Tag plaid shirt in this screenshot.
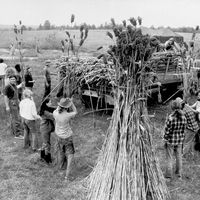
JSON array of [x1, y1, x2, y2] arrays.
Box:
[[183, 105, 199, 132], [164, 112, 186, 145]]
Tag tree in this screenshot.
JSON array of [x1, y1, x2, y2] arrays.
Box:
[[43, 20, 51, 30]]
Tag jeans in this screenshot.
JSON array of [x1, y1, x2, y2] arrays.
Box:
[[165, 143, 182, 178], [183, 128, 196, 155], [23, 119, 38, 150]]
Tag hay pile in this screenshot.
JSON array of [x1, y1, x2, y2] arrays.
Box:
[[87, 18, 169, 200]]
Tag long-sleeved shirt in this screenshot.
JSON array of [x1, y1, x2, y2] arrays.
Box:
[[164, 112, 187, 145], [19, 98, 40, 120], [184, 104, 199, 132]]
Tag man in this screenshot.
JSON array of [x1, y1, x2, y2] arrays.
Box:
[[19, 89, 41, 151], [4, 75, 23, 138], [165, 38, 180, 52], [43, 60, 51, 100], [0, 58, 7, 94], [164, 99, 186, 179], [176, 97, 200, 155], [25, 66, 35, 90], [53, 97, 77, 181]]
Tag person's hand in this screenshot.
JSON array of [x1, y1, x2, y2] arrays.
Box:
[[37, 116, 42, 121], [6, 106, 10, 112]]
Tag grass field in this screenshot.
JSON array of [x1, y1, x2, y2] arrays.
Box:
[[0, 30, 200, 199], [0, 29, 113, 55], [1, 29, 200, 56]]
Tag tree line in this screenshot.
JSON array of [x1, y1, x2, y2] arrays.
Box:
[[21, 20, 200, 33]]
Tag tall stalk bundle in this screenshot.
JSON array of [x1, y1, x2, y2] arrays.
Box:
[[87, 18, 169, 200]]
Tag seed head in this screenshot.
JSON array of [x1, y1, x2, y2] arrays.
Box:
[[71, 14, 75, 23], [107, 31, 113, 39], [111, 18, 116, 27], [65, 31, 70, 38], [80, 24, 84, 32], [129, 17, 137, 26], [137, 17, 142, 25], [122, 20, 126, 27], [97, 46, 103, 51]]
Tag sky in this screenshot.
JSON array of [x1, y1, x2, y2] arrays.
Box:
[[0, 0, 200, 27]]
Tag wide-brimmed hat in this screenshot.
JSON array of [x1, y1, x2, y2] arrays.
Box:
[[58, 98, 72, 108], [175, 97, 184, 105]]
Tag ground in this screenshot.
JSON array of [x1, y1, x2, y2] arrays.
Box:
[[0, 49, 200, 200]]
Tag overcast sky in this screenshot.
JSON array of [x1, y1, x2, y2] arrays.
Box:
[[1, 0, 199, 27]]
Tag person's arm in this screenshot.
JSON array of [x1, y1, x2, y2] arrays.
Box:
[[31, 101, 41, 120], [163, 117, 171, 141], [4, 95, 10, 112], [190, 102, 197, 109], [68, 101, 77, 118]]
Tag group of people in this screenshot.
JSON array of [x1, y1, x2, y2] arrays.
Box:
[[164, 94, 200, 180], [1, 59, 77, 181]]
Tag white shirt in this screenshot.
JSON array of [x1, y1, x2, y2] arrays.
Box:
[[53, 108, 76, 139], [19, 98, 40, 120], [0, 63, 7, 76]]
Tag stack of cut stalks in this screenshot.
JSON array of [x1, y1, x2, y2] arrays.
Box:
[[53, 56, 116, 97], [87, 17, 170, 200], [149, 51, 183, 73]]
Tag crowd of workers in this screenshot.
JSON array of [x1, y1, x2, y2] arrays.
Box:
[[0, 36, 200, 183], [164, 94, 200, 180], [0, 58, 77, 181]]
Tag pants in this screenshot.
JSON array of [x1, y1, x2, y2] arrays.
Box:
[[0, 75, 5, 93], [9, 103, 23, 137], [23, 119, 38, 150], [183, 128, 196, 155], [43, 85, 51, 100], [55, 136, 75, 170], [41, 130, 51, 154], [165, 143, 182, 178]]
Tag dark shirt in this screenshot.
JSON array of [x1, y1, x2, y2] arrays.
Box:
[[16, 74, 22, 85], [25, 72, 34, 88], [4, 84, 18, 100], [45, 69, 51, 84]]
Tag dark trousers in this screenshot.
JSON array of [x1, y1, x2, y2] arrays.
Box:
[[9, 103, 23, 136]]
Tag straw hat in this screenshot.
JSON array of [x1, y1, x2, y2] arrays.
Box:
[[175, 97, 184, 105], [58, 98, 72, 108]]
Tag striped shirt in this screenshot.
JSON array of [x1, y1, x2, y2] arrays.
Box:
[[164, 112, 187, 145]]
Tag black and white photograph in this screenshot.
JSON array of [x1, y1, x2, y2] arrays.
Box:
[[0, 0, 200, 199]]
